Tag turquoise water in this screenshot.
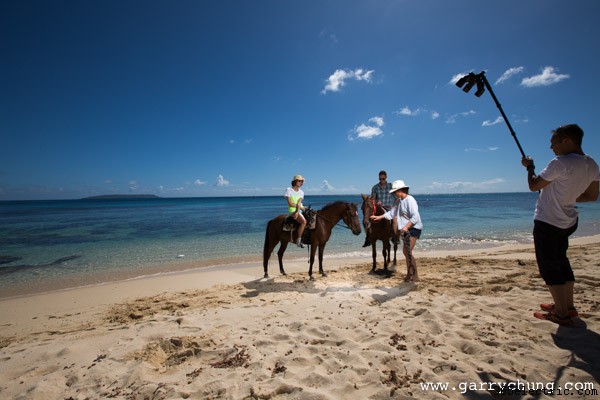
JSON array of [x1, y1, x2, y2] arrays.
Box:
[[2, 193, 600, 297]]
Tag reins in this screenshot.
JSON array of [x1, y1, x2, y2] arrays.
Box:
[[304, 204, 356, 261], [315, 210, 354, 230]]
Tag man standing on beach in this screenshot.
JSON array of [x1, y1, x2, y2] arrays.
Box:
[[362, 170, 395, 247], [522, 124, 599, 326]]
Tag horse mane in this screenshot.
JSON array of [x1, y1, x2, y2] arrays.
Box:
[[321, 200, 348, 210]]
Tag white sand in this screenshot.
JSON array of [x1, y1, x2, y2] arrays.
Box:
[[1, 236, 599, 399]]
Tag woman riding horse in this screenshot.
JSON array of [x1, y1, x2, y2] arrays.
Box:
[[263, 201, 361, 280]]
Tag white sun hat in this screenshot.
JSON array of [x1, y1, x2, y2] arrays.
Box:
[[389, 180, 409, 193]]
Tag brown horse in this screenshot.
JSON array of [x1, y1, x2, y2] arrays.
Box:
[[361, 194, 398, 272], [263, 201, 362, 280]]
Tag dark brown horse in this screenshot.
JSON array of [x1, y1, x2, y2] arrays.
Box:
[[361, 194, 398, 272], [263, 201, 362, 280]]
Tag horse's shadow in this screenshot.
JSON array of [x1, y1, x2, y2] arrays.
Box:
[[241, 268, 415, 305], [241, 277, 321, 298]]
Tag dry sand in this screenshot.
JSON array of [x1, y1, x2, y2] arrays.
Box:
[[1, 236, 599, 399]]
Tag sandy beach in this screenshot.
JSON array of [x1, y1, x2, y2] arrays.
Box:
[[1, 236, 599, 399]]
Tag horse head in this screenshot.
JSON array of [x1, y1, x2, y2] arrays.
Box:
[[342, 202, 362, 236], [361, 194, 375, 232]]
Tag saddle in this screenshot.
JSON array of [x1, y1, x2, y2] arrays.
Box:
[[283, 207, 316, 244], [283, 207, 316, 230]]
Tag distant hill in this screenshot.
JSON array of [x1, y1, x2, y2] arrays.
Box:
[[82, 194, 161, 200]]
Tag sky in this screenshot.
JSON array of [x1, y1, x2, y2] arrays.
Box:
[[2, 0, 600, 200]]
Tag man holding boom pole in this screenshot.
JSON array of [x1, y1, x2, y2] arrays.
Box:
[[522, 124, 599, 326]]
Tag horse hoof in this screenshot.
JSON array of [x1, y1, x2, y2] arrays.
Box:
[[280, 271, 287, 276], [320, 272, 328, 277], [264, 274, 269, 279], [309, 275, 315, 281]]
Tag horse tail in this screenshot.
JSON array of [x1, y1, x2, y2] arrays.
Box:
[[263, 219, 271, 269], [263, 218, 278, 273]]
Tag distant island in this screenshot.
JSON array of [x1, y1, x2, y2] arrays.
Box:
[[82, 194, 161, 200]]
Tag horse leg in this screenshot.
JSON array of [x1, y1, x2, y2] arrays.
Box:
[[308, 244, 317, 280], [277, 241, 289, 276], [263, 229, 279, 279], [370, 242, 377, 272], [318, 244, 327, 277], [383, 239, 390, 271]]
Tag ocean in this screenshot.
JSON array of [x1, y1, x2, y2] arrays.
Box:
[[2, 193, 600, 298]]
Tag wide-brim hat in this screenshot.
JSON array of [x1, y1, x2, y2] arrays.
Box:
[[389, 179, 409, 193], [293, 175, 304, 181]]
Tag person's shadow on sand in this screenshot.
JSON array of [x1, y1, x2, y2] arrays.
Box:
[[469, 322, 599, 400], [552, 321, 600, 382], [371, 282, 417, 304]]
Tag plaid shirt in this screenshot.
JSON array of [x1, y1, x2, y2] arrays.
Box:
[[371, 182, 394, 208]]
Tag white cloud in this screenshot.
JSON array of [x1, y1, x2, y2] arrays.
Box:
[[395, 106, 439, 120], [482, 116, 504, 126], [369, 116, 384, 127], [348, 116, 384, 141], [194, 179, 206, 186], [449, 72, 471, 85], [319, 28, 338, 45], [321, 180, 335, 191], [465, 146, 499, 152], [354, 125, 382, 140], [446, 110, 476, 124], [321, 68, 374, 94], [216, 175, 229, 187], [395, 106, 423, 117], [425, 178, 506, 192], [495, 66, 524, 85], [521, 66, 569, 87]]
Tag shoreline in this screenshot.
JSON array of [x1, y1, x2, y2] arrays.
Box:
[[2, 233, 599, 302]]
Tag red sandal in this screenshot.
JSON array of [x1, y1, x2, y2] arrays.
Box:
[[534, 311, 573, 326], [540, 303, 578, 318]]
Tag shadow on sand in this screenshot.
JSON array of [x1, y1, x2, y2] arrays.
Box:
[[468, 321, 599, 400], [552, 321, 600, 382], [241, 266, 416, 305]]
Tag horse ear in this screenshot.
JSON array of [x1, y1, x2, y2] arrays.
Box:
[[361, 193, 367, 200]]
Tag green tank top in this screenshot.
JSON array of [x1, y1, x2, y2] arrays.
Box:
[[286, 188, 304, 213]]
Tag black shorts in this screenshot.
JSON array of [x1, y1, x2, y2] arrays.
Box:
[[533, 219, 578, 285], [408, 228, 421, 239]]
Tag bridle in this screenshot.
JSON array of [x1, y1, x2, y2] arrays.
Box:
[[316, 203, 358, 231]]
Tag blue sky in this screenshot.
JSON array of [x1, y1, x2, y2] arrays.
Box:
[[2, 0, 599, 200]]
